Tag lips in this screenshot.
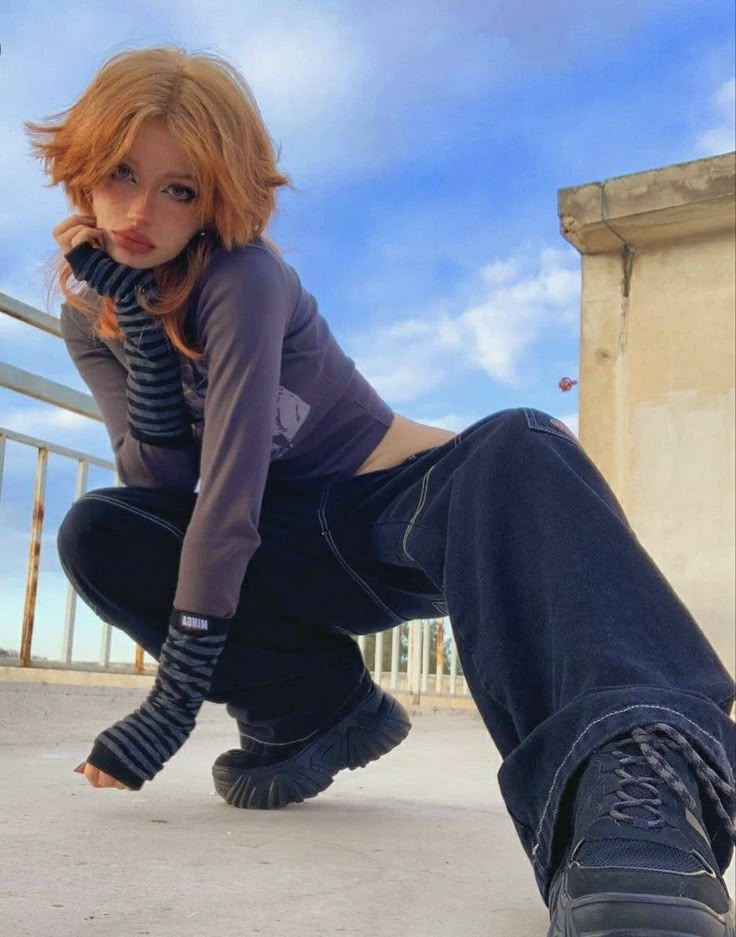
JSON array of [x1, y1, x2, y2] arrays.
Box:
[[113, 230, 155, 248]]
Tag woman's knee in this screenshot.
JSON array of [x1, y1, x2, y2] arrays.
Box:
[[56, 488, 121, 569], [519, 408, 580, 446], [472, 407, 579, 450]]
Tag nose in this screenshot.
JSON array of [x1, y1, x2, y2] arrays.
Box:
[[127, 187, 156, 225]]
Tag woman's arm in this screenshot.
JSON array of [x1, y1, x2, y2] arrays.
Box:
[[72, 244, 292, 789], [59, 299, 199, 490], [65, 242, 193, 447]]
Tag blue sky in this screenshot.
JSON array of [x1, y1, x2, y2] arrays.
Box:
[[0, 0, 734, 661]]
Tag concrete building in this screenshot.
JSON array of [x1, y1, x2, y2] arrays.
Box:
[[560, 152, 736, 678]]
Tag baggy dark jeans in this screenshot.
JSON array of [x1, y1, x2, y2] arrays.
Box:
[[56, 407, 736, 906]]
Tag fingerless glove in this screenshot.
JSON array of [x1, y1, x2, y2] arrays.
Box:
[[65, 242, 193, 448], [86, 611, 231, 789]]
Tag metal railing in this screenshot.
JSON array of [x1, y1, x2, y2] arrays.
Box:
[[0, 291, 468, 700]]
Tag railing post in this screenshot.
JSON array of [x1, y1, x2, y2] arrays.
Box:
[[99, 623, 112, 668], [20, 447, 48, 665], [390, 624, 400, 689], [421, 620, 430, 693], [373, 630, 384, 686], [408, 619, 422, 703], [450, 631, 458, 695], [62, 459, 89, 663]]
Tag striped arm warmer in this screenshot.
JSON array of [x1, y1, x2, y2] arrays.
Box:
[[65, 242, 193, 448], [86, 612, 231, 789]]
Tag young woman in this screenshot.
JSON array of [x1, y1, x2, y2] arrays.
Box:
[[27, 46, 735, 934]]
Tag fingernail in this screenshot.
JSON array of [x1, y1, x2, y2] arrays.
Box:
[[73, 763, 85, 773]]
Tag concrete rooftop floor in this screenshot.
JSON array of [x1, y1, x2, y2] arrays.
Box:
[[1, 681, 555, 937]]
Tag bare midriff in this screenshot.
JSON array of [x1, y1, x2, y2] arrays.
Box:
[[353, 413, 458, 475]]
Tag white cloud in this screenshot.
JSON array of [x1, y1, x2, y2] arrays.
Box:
[[481, 258, 520, 285], [356, 340, 451, 402], [187, 3, 517, 180], [350, 244, 579, 402], [694, 78, 736, 156], [0, 406, 91, 435], [0, 402, 112, 475], [419, 411, 486, 433]]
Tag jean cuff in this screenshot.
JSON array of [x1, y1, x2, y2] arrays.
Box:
[[496, 685, 736, 906]]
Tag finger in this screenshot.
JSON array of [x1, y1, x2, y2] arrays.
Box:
[[52, 214, 97, 236], [83, 764, 102, 786], [69, 227, 104, 252], [86, 763, 126, 789], [53, 217, 101, 255], [92, 767, 116, 789]]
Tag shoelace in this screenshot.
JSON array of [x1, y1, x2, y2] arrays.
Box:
[[606, 722, 735, 844]]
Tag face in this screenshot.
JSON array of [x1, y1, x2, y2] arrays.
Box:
[[90, 119, 203, 268]]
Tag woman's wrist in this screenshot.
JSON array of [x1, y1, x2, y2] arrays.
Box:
[[65, 241, 157, 304]]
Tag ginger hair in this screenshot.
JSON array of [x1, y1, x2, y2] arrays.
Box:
[[25, 45, 294, 360]]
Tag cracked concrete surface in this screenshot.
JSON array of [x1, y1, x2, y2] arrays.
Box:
[[0, 683, 550, 937]]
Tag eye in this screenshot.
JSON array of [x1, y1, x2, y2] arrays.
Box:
[[112, 164, 197, 202], [169, 182, 198, 202]]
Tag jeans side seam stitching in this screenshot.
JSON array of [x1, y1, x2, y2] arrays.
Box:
[[317, 486, 403, 622], [401, 465, 435, 565], [530, 703, 732, 868], [366, 521, 439, 532], [79, 493, 185, 540], [237, 728, 319, 746]]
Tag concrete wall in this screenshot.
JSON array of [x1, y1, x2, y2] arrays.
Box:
[[559, 152, 736, 677]]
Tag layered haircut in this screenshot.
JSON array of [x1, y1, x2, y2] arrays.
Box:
[[25, 45, 293, 360]]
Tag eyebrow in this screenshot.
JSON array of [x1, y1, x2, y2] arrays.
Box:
[[122, 154, 196, 181]]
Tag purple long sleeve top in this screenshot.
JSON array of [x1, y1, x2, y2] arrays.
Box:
[[60, 236, 395, 621]]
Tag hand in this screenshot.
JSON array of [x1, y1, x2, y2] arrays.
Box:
[[74, 760, 129, 790], [53, 213, 106, 255]]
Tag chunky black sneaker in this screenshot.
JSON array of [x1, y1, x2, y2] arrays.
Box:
[[547, 722, 735, 937], [212, 679, 411, 809]]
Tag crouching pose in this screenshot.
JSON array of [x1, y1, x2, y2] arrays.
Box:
[[27, 44, 735, 936]]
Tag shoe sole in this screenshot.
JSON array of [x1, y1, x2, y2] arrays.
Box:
[[547, 881, 736, 936], [212, 685, 411, 809]]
